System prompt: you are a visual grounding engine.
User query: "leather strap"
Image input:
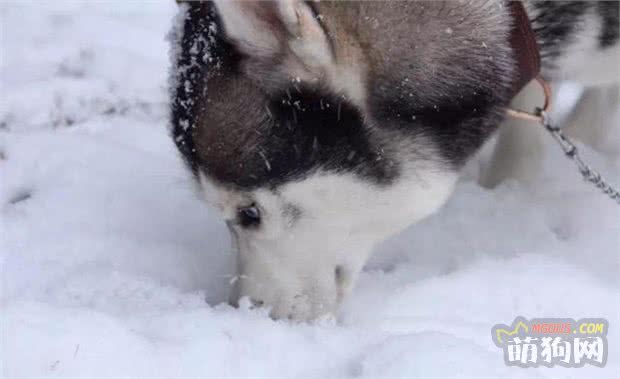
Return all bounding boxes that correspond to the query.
[508,1,541,97]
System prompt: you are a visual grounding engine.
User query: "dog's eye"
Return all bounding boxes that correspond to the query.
[237,205,261,228]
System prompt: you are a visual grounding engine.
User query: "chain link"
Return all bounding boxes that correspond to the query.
[539,110,620,205]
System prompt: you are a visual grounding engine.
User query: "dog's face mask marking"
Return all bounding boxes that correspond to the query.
[200,170,456,320]
[171,1,516,320]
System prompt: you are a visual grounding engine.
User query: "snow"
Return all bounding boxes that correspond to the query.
[1,2,619,378]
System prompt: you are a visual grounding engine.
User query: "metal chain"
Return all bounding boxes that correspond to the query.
[539,110,620,205]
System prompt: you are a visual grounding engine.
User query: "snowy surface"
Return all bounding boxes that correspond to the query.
[1,2,619,378]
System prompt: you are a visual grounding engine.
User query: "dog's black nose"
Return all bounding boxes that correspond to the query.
[227,295,264,309]
[249,298,264,308]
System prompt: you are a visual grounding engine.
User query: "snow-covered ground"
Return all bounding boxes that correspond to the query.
[1,2,618,378]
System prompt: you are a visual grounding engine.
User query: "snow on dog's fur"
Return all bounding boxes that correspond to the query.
[170,1,619,320]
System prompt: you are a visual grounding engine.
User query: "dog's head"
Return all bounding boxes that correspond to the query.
[171,1,516,320]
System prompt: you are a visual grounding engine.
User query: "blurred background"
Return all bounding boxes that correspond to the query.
[1,2,618,378]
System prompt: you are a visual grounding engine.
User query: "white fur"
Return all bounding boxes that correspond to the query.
[564,85,620,156]
[213,0,368,111]
[212,0,279,56]
[200,165,456,320]
[213,0,332,67]
[552,12,620,86]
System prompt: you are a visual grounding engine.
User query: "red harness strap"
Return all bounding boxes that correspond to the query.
[508,1,541,97]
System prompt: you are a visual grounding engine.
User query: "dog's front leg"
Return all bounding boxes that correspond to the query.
[480,81,552,188]
[563,84,620,158]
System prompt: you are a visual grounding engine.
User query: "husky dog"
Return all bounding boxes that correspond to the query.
[170,1,619,320]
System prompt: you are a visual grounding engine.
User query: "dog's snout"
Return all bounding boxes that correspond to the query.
[250,298,264,308]
[334,265,344,284]
[231,283,339,321]
[228,293,265,309]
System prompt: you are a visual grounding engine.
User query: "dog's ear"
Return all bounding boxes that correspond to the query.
[213,0,332,68]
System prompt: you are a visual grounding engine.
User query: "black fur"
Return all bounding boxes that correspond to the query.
[196,85,399,190]
[530,1,591,63]
[173,3,398,190]
[170,2,241,176]
[367,38,514,169]
[369,79,508,169]
[598,1,620,49]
